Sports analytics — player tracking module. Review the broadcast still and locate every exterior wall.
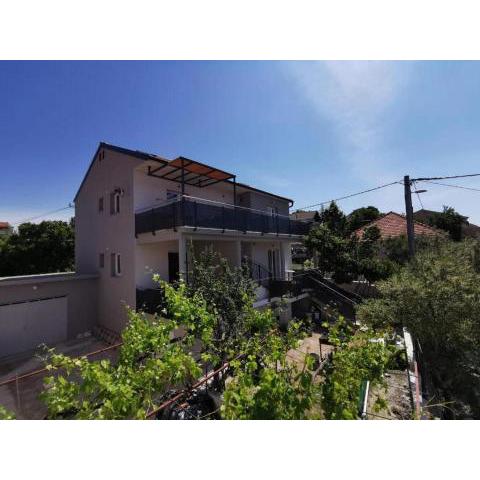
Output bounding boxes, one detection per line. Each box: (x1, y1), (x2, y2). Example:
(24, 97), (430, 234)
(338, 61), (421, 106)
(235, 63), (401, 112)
(247, 238), (292, 279)
(136, 240), (179, 288)
(0, 273), (98, 357)
(190, 239), (240, 267)
(134, 166), (236, 212)
(75, 147), (143, 332)
(238, 191), (290, 216)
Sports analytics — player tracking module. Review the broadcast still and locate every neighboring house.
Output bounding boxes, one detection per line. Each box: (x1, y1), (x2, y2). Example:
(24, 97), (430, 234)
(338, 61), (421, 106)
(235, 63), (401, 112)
(413, 208), (480, 239)
(289, 210), (317, 223)
(74, 142), (309, 333)
(0, 222), (13, 237)
(354, 211), (445, 239)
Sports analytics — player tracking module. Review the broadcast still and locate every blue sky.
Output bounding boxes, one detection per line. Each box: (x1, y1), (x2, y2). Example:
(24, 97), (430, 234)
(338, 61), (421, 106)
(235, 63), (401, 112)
(2, 60), (480, 225)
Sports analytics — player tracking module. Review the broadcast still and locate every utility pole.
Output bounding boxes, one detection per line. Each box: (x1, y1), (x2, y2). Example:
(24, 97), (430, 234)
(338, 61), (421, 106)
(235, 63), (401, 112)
(404, 175), (415, 258)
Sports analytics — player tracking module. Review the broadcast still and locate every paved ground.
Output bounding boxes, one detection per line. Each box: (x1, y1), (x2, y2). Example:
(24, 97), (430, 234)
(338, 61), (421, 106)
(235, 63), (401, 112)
(287, 332), (334, 369)
(0, 336), (113, 419)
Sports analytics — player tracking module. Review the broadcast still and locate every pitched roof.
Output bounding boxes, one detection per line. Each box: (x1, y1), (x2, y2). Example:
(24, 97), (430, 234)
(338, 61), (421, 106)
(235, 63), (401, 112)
(0, 222), (11, 229)
(414, 208), (469, 222)
(74, 142), (293, 204)
(354, 211), (445, 239)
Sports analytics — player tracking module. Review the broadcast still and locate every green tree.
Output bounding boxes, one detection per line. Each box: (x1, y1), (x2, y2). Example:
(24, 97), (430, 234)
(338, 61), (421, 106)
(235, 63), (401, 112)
(304, 223), (358, 282)
(347, 206), (381, 234)
(221, 312), (318, 420)
(0, 220), (74, 276)
(0, 405), (15, 419)
(320, 316), (392, 419)
(186, 249), (257, 368)
(357, 240), (480, 418)
(316, 201), (347, 236)
(429, 206), (464, 241)
(355, 226), (396, 283)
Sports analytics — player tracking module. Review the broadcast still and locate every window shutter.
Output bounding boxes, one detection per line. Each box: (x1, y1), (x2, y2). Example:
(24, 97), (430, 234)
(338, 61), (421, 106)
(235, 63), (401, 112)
(111, 253), (116, 276)
(110, 192), (115, 215)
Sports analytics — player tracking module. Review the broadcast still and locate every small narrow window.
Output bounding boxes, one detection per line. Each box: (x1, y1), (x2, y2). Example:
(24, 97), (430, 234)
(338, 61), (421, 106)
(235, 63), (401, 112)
(116, 254), (122, 275)
(99, 253), (104, 268)
(111, 253), (121, 276)
(110, 191), (121, 215)
(98, 196), (104, 213)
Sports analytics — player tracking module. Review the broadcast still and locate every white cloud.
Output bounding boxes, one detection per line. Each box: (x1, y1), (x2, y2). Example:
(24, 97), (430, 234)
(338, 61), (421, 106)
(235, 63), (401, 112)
(285, 61), (410, 182)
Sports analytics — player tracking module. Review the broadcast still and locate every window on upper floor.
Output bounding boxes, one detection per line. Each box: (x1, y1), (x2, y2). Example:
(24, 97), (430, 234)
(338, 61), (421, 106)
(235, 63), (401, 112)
(111, 253), (121, 277)
(110, 191), (121, 215)
(98, 196), (104, 213)
(99, 253), (104, 268)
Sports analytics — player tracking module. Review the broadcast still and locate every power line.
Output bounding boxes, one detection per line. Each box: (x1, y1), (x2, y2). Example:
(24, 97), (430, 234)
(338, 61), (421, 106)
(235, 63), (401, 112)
(413, 173), (480, 182)
(296, 181), (401, 211)
(423, 180), (480, 193)
(11, 204), (74, 227)
(412, 180), (424, 209)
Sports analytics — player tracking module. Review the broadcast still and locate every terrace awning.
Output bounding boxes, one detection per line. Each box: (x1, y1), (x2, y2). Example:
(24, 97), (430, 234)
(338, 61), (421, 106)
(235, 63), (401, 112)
(147, 156), (235, 188)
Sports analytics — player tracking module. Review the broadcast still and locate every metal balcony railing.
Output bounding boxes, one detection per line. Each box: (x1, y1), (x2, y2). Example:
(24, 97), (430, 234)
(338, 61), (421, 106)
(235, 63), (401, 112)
(135, 196), (310, 236)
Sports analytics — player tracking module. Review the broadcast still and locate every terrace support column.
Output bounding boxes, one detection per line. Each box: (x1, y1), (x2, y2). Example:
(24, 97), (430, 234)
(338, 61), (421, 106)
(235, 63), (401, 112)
(178, 233), (188, 282)
(280, 242), (292, 281)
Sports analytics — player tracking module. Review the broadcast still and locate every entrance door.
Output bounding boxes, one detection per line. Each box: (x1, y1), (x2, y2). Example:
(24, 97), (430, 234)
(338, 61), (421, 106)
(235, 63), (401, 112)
(168, 252), (180, 283)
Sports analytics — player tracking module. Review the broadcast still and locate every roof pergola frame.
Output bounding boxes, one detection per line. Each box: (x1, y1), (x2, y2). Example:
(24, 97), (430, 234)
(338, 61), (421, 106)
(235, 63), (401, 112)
(147, 156), (236, 189)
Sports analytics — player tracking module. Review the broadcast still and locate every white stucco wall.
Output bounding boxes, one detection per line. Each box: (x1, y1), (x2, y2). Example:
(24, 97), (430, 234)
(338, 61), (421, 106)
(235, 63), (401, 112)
(136, 240), (179, 288)
(134, 166), (236, 212)
(75, 147), (143, 333)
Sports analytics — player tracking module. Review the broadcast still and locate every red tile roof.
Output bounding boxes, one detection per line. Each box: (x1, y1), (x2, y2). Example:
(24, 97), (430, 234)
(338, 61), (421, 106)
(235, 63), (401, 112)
(0, 222), (11, 229)
(354, 211), (445, 239)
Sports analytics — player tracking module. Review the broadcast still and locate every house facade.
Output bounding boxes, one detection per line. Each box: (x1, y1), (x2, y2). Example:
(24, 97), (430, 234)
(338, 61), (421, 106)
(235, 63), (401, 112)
(0, 222), (13, 237)
(75, 143), (308, 333)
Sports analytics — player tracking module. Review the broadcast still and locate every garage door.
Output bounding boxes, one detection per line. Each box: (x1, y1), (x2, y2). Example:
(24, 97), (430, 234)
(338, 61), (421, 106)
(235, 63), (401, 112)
(0, 296), (68, 358)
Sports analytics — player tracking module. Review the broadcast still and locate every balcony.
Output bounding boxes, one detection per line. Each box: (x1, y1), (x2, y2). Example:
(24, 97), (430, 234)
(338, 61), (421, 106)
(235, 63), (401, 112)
(135, 196), (310, 237)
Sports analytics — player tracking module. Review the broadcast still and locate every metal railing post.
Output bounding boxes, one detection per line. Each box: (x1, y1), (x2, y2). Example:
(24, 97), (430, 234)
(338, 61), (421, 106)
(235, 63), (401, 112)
(181, 197), (185, 227)
(194, 201), (198, 231)
(172, 202), (177, 231)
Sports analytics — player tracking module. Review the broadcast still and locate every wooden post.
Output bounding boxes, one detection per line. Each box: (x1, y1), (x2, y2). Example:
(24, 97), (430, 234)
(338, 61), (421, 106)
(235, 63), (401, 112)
(404, 175), (415, 258)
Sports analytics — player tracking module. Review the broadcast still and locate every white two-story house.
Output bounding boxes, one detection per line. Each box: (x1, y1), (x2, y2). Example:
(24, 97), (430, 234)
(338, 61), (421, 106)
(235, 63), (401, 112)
(74, 142), (308, 334)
